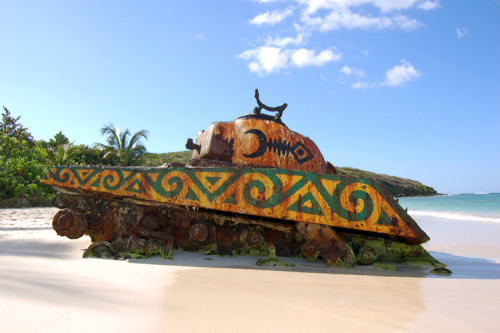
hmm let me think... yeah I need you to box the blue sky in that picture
[1,0,498,194]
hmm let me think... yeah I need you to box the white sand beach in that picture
[1,207,499,332]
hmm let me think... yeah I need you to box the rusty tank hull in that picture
[41,90,446,269]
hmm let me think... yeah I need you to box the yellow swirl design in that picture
[339,182,381,226]
[159,170,192,202]
[101,169,122,189]
[42,167,421,241]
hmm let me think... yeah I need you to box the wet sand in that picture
[1,207,499,332]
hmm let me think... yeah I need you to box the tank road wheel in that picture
[85,241,115,258]
[133,214,174,243]
[139,214,160,230]
[52,208,87,239]
[301,240,321,260]
[297,223,356,266]
[189,222,211,245]
[246,229,264,247]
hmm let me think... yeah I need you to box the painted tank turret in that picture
[42,90,447,271]
[186,90,325,173]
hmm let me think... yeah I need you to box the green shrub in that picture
[0,123,54,207]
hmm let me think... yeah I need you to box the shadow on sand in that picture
[122,249,500,280]
[0,239,89,260]
[430,251,500,279]
[3,237,499,279]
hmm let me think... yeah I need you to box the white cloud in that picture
[393,15,422,30]
[384,60,421,86]
[315,9,392,30]
[292,48,341,67]
[351,81,375,89]
[239,47,289,75]
[348,60,421,89]
[374,0,420,12]
[456,27,468,39]
[373,0,420,12]
[303,8,422,31]
[265,25,306,47]
[242,1,438,79]
[250,7,295,26]
[239,46,341,75]
[340,65,364,76]
[340,65,353,75]
[194,33,205,40]
[299,0,423,14]
[266,34,304,47]
[417,1,440,10]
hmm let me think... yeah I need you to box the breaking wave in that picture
[408,210,500,224]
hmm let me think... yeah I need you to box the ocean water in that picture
[398,193,500,224]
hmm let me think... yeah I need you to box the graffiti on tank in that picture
[41,166,422,242]
[243,129,314,164]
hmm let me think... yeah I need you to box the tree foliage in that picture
[0,108,54,207]
[0,108,152,207]
[96,123,149,166]
[70,144,108,165]
[0,133,51,204]
[36,142,77,166]
[36,131,73,165]
[1,106,35,144]
[36,131,118,166]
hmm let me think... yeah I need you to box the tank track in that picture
[51,190,441,267]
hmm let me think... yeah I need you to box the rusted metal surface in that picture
[297,223,356,265]
[52,189,442,267]
[189,222,210,244]
[301,240,320,260]
[187,115,326,174]
[42,166,429,245]
[134,227,173,242]
[52,208,87,239]
[246,229,264,247]
[52,191,302,256]
[252,89,287,120]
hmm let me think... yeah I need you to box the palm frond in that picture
[98,123,149,166]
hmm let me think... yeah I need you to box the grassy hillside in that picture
[143,150,192,166]
[146,151,437,197]
[336,167,437,197]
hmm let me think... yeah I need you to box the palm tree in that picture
[36,142,76,166]
[96,123,149,166]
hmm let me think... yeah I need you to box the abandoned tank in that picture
[42,90,447,271]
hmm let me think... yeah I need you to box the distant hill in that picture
[143,150,192,166]
[336,167,437,197]
[145,151,437,197]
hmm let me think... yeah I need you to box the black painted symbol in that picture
[243,129,267,158]
[291,141,314,163]
[243,129,314,164]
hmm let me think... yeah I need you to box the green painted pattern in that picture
[42,166,425,242]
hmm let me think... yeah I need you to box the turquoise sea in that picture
[398,193,500,224]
